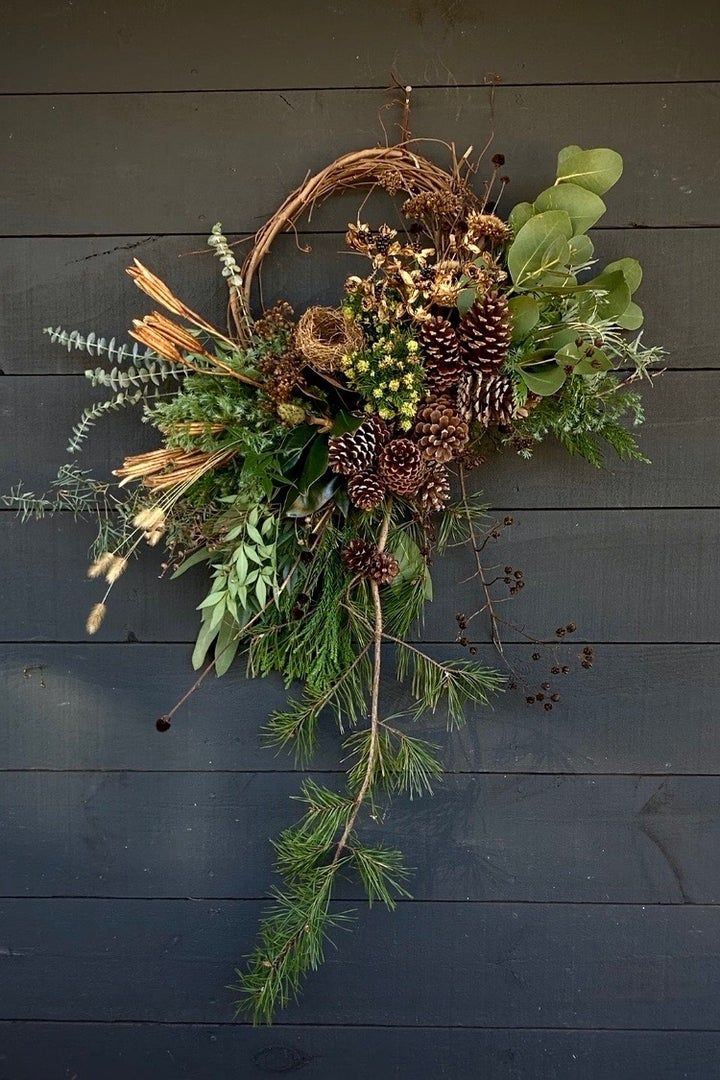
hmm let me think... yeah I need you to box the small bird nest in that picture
[294,306,363,372]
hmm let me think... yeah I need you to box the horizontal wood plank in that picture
[0,509,716,643]
[0,230,711,374]
[4,371,717,507]
[1,1022,719,1080]
[4,0,719,92]
[3,771,719,903]
[1,899,719,1027]
[2,643,716,775]
[2,85,716,234]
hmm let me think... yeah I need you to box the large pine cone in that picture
[416,463,451,515]
[458,291,511,372]
[341,538,399,585]
[459,372,518,427]
[378,438,425,497]
[328,421,380,476]
[419,316,465,392]
[414,398,469,464]
[347,472,387,511]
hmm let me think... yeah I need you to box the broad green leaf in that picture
[245,522,263,545]
[508,295,540,341]
[603,257,642,294]
[534,183,606,234]
[214,614,241,677]
[457,287,476,317]
[568,234,595,267]
[517,347,556,368]
[507,210,572,288]
[197,591,226,610]
[300,437,329,492]
[544,328,578,352]
[558,342,614,375]
[578,268,631,321]
[520,362,567,396]
[555,146,623,195]
[171,547,211,579]
[616,301,644,330]
[285,476,340,518]
[331,411,364,436]
[192,616,220,670]
[255,576,267,609]
[508,201,535,233]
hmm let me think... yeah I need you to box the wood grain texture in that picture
[3,0,719,92]
[4,371,718,507]
[0,230,714,374]
[2,899,720,1027]
[2,643,716,775]
[1,509,716,643]
[3,771,718,903]
[2,85,716,234]
[2,1023,719,1080]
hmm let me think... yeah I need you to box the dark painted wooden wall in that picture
[2,3,720,1077]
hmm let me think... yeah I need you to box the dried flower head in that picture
[87,552,116,579]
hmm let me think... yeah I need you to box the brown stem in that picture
[330,501,392,865]
[458,466,505,660]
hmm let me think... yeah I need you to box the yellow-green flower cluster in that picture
[340,327,425,430]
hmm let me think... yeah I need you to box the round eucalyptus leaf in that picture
[507,210,572,289]
[555,146,624,195]
[616,301,644,330]
[520,362,567,396]
[508,295,540,341]
[603,257,643,294]
[534,183,606,234]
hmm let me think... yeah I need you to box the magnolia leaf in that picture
[507,210,572,289]
[331,410,364,436]
[508,295,540,341]
[534,183,606,234]
[603,257,643,294]
[299,437,329,493]
[286,475,339,518]
[508,201,535,233]
[568,234,595,267]
[457,287,477,317]
[555,146,623,195]
[616,301,644,330]
[520,362,567,396]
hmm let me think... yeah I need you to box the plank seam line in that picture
[4,897,720,908]
[3,768,720,778]
[1,79,719,97]
[2,226,720,239]
[2,639,718,646]
[2,1019,720,1033]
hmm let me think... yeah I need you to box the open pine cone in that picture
[416,462,451,514]
[414,398,469,464]
[328,421,380,476]
[341,538,399,584]
[459,372,518,427]
[458,291,511,372]
[419,315,465,392]
[378,438,425,497]
[347,472,387,511]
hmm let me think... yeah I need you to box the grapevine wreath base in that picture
[8,108,662,1021]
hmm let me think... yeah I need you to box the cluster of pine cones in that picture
[421,289,516,427]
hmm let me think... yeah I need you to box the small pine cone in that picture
[369,550,400,586]
[459,372,518,427]
[378,438,425,497]
[419,316,465,392]
[414,399,469,464]
[341,538,399,585]
[416,463,451,514]
[347,472,387,511]
[328,421,379,476]
[341,537,377,576]
[458,291,511,372]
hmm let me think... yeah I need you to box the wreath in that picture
[7,105,662,1022]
